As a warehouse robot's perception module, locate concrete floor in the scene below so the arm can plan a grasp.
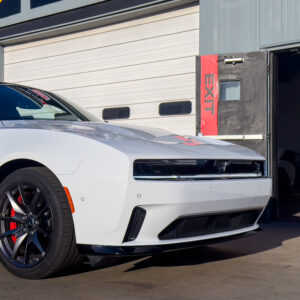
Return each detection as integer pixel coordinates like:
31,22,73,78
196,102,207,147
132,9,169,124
1,223,300,300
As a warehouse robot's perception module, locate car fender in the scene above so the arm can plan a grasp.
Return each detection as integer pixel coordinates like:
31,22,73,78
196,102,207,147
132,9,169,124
57,142,131,245
0,128,97,175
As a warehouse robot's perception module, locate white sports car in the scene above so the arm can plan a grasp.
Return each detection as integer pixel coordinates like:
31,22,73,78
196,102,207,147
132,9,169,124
0,83,271,279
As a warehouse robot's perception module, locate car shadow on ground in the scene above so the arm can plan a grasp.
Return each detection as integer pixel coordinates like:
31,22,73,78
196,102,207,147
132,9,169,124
54,222,300,278
124,223,300,272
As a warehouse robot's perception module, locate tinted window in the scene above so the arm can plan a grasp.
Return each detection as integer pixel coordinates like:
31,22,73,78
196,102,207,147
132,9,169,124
102,107,130,120
220,81,241,101
159,101,192,116
0,85,100,122
0,0,21,19
31,0,62,8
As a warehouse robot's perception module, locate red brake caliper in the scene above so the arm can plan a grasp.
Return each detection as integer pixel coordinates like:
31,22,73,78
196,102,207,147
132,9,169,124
10,195,22,243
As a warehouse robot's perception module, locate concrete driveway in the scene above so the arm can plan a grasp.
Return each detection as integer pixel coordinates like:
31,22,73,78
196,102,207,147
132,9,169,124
1,223,300,300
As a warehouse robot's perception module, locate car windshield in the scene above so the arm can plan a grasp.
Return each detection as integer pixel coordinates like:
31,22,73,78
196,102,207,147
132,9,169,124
0,84,101,122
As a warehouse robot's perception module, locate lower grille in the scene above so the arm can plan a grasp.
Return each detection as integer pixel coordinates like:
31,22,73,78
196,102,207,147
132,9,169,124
158,209,262,240
123,207,146,242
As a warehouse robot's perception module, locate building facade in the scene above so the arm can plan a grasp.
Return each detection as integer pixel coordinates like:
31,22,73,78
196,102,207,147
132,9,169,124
0,0,199,135
2,0,300,220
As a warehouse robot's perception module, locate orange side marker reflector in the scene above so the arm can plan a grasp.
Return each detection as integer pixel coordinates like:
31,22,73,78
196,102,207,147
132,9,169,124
64,187,75,213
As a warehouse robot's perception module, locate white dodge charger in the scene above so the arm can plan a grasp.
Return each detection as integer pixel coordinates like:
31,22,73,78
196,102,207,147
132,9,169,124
0,83,271,279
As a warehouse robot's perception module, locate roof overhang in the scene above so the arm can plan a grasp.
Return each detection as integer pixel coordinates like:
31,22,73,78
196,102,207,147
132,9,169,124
0,0,198,46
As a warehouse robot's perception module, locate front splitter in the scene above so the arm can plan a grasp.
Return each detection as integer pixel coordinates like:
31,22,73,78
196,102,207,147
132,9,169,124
77,229,261,257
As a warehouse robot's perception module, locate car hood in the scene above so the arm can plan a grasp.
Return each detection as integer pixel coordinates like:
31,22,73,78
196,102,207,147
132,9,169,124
1,120,265,160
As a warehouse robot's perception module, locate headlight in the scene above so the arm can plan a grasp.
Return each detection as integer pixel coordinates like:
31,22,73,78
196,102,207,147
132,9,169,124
133,159,264,180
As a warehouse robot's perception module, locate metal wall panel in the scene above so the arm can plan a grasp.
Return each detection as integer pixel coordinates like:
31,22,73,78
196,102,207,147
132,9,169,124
200,0,259,55
260,0,300,47
200,0,300,54
281,0,300,43
260,0,282,46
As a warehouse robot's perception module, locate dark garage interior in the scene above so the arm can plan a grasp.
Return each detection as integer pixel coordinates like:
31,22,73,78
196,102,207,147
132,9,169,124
276,49,300,222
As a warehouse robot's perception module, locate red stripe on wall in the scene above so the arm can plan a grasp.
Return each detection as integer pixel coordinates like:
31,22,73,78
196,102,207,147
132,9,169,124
200,55,219,135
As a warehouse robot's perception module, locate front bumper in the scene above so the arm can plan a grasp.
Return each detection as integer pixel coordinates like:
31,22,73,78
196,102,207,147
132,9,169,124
62,165,271,246
120,178,271,247
78,228,261,257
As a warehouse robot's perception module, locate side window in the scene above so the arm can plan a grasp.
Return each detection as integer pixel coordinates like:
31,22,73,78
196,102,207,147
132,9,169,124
0,85,81,121
159,101,192,116
102,107,130,120
220,81,241,101
0,0,21,18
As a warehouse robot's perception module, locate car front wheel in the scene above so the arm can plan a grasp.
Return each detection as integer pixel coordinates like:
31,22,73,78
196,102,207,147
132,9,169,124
0,167,77,279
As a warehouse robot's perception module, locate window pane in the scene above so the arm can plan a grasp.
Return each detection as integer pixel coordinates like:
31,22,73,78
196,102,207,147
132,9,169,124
102,107,130,120
159,101,192,116
0,0,21,19
0,85,81,121
220,81,241,101
31,0,62,9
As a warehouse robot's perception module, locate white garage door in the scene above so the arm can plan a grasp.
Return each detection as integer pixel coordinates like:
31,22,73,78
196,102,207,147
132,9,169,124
4,5,199,135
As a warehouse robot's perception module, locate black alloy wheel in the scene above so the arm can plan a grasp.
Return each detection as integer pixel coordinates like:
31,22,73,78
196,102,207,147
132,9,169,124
0,167,78,279
0,184,53,268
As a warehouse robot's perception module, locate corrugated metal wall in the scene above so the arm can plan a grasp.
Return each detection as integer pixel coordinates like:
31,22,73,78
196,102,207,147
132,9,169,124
200,0,259,55
260,0,300,47
200,0,300,55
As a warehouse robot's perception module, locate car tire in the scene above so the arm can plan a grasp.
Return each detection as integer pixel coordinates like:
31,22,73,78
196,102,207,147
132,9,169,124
0,167,78,279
